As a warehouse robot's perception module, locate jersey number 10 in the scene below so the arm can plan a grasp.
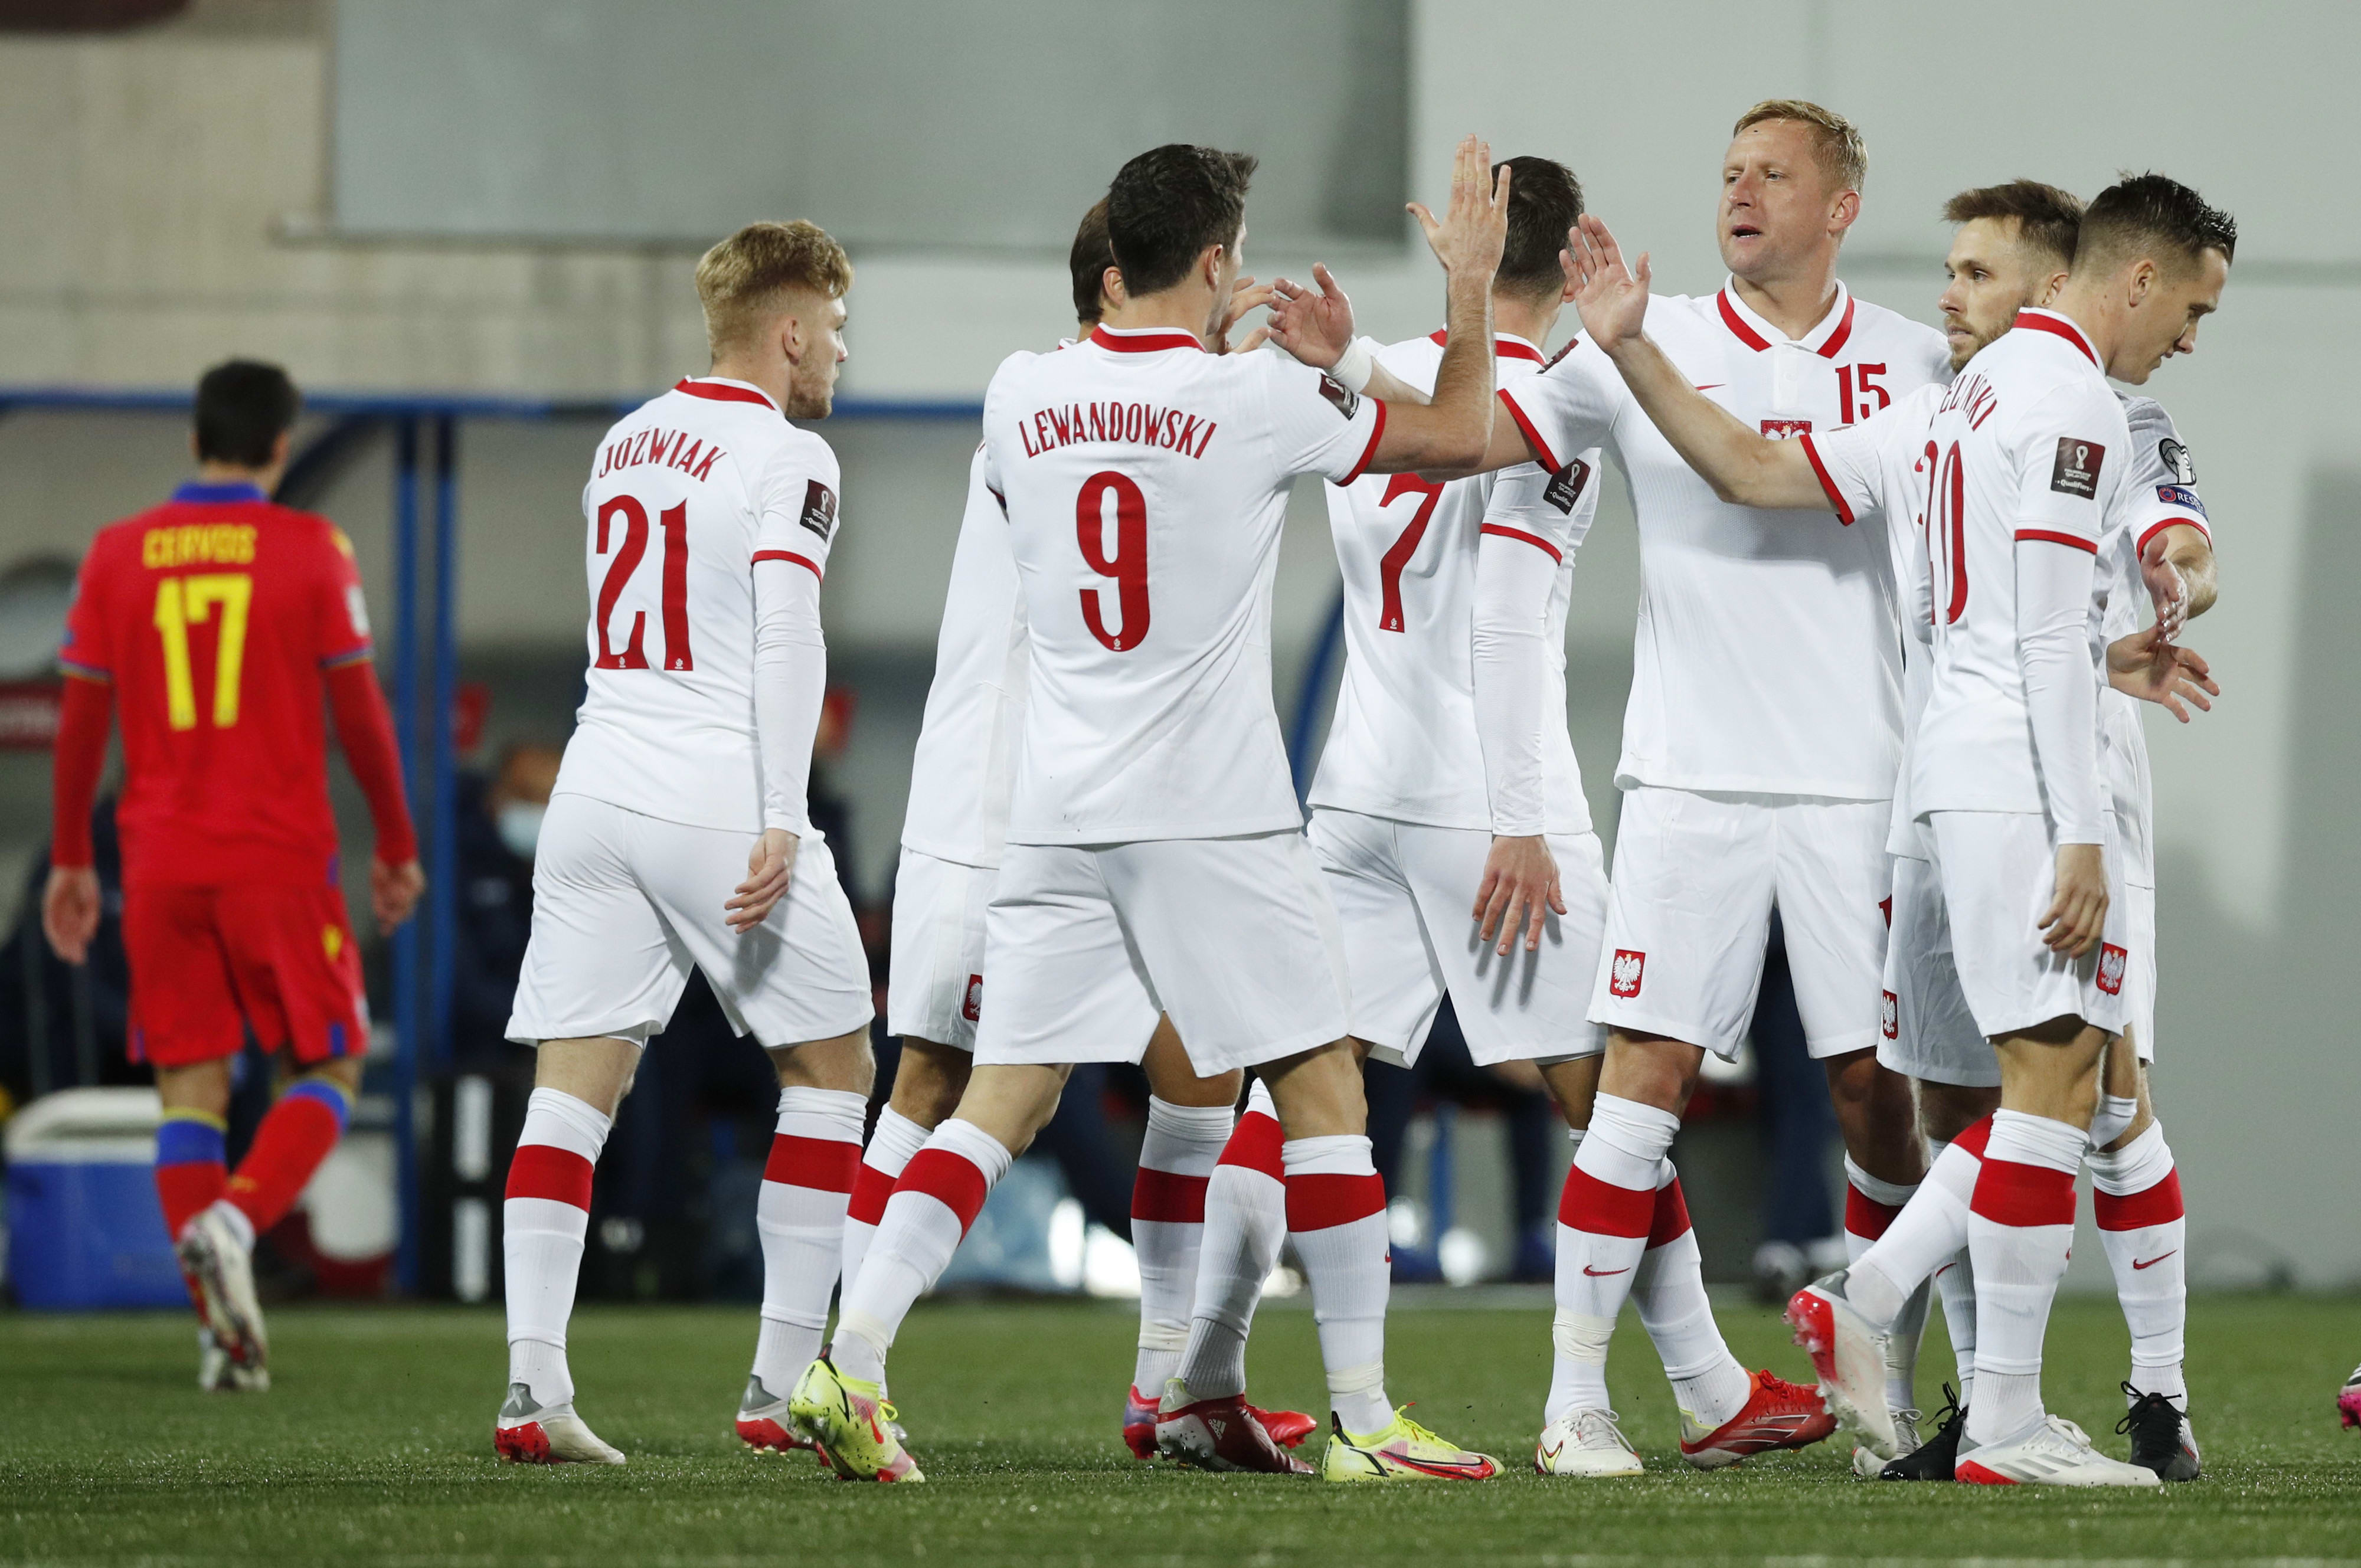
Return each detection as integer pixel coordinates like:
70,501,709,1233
594,495,695,671
152,574,252,730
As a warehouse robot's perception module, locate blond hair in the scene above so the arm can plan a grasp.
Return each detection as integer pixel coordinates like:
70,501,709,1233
1732,99,1866,194
695,220,853,356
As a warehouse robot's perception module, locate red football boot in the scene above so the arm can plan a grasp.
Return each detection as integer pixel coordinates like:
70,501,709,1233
1156,1381,1314,1474
1678,1369,1836,1469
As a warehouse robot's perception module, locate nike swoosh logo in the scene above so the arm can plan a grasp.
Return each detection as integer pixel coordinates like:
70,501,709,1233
1582,1265,1631,1277
1388,1454,1495,1478
2132,1251,2177,1270
1695,384,1725,391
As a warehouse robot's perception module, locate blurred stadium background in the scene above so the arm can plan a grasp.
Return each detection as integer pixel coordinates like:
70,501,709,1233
0,0,2353,1321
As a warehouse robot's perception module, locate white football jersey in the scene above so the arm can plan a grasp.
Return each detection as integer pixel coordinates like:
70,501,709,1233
1909,310,2132,839
1309,330,1600,835
1499,280,1950,799
1803,382,1948,859
554,377,842,834
982,325,1384,843
2100,395,2212,889
899,437,1034,868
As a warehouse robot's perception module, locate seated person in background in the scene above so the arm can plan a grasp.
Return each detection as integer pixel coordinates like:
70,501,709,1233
450,742,563,1069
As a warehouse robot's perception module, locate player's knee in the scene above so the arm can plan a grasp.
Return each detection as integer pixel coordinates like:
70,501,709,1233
300,1057,365,1096
771,1026,875,1098
1918,1080,2001,1144
888,1038,972,1125
154,1059,234,1121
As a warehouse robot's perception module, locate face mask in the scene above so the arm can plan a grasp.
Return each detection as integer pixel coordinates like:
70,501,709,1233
496,802,545,860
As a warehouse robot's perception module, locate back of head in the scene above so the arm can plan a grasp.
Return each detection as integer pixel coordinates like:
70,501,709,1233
194,359,299,470
695,219,853,357
1942,179,2085,273
1731,97,1866,194
2072,172,2238,279
1106,145,1257,300
1497,155,1584,300
1070,198,1116,328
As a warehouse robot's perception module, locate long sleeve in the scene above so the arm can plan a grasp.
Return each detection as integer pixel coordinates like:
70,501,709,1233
1470,526,1558,836
325,660,419,865
753,555,826,837
2015,536,2104,845
50,676,113,869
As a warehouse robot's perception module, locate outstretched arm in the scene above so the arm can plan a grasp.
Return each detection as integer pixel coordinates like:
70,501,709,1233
1360,136,1509,476
1568,215,1831,511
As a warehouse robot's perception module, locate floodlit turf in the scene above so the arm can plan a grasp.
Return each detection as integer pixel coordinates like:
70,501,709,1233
3,1294,2356,1565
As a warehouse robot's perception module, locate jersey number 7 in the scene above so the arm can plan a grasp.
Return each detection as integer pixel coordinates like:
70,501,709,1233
1375,473,1444,633
153,574,252,729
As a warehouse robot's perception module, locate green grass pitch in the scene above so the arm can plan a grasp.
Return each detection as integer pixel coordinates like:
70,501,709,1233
4,1294,2356,1565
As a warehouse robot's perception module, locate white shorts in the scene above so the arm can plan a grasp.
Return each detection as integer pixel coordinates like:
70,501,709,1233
885,847,993,1052
972,831,1350,1077
1925,810,2130,1040
1590,787,1891,1061
2121,880,2157,1063
1307,808,1607,1068
1875,853,1997,1089
509,795,873,1049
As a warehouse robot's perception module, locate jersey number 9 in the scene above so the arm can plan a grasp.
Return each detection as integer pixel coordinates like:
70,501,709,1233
1077,471,1149,652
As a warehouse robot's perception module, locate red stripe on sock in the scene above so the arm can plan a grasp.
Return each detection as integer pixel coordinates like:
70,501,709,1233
846,1160,898,1226
1285,1171,1385,1232
1646,1177,1693,1249
1845,1184,1905,1242
2094,1168,2183,1230
1216,1111,1284,1180
762,1132,861,1193
1132,1166,1211,1224
1969,1157,2076,1228
505,1143,595,1209
1556,1163,1656,1239
1951,1115,1994,1158
900,1147,991,1233
225,1092,346,1233
155,1161,226,1239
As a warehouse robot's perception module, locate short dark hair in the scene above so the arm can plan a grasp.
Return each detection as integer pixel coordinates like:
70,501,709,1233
1496,156,1584,300
1942,180,2085,271
1106,145,1257,300
1070,198,1116,328
2075,172,2238,278
194,359,299,467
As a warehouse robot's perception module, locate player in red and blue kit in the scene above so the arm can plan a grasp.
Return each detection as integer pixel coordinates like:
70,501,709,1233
45,359,423,1390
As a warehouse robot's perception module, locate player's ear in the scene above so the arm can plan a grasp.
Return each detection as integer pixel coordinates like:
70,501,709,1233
1829,188,1861,233
270,429,292,470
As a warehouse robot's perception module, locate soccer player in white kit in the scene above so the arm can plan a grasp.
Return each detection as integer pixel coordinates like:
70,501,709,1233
794,136,1513,1485
1434,100,1943,1464
492,221,875,1465
1803,175,2234,1486
871,198,1314,1467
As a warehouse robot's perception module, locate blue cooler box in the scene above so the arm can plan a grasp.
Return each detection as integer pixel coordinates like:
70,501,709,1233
6,1088,186,1308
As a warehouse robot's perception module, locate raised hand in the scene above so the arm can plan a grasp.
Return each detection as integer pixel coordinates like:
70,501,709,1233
1265,263,1355,368
2106,627,2219,723
1213,275,1274,356
1566,214,1651,351
1409,134,1509,283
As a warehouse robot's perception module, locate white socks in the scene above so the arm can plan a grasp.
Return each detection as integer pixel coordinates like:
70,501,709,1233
842,1105,930,1298
1283,1132,1392,1434
503,1087,613,1410
1964,1109,2083,1447
1130,1097,1234,1393
1175,1080,1286,1401
748,1086,866,1398
2088,1120,2187,1407
1628,1160,1750,1429
832,1118,1011,1385
1549,1096,1681,1418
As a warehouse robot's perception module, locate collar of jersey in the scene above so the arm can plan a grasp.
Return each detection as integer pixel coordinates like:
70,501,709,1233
673,376,780,411
171,480,267,505
1715,277,1855,358
1089,325,1206,354
2010,307,2100,366
1426,328,1546,364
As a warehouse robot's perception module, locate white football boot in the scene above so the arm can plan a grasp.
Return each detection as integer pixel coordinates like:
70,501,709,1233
177,1206,268,1380
1533,1409,1644,1477
1955,1414,2163,1487
1784,1270,1896,1455
1851,1406,1920,1477
495,1383,626,1465
196,1328,269,1393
